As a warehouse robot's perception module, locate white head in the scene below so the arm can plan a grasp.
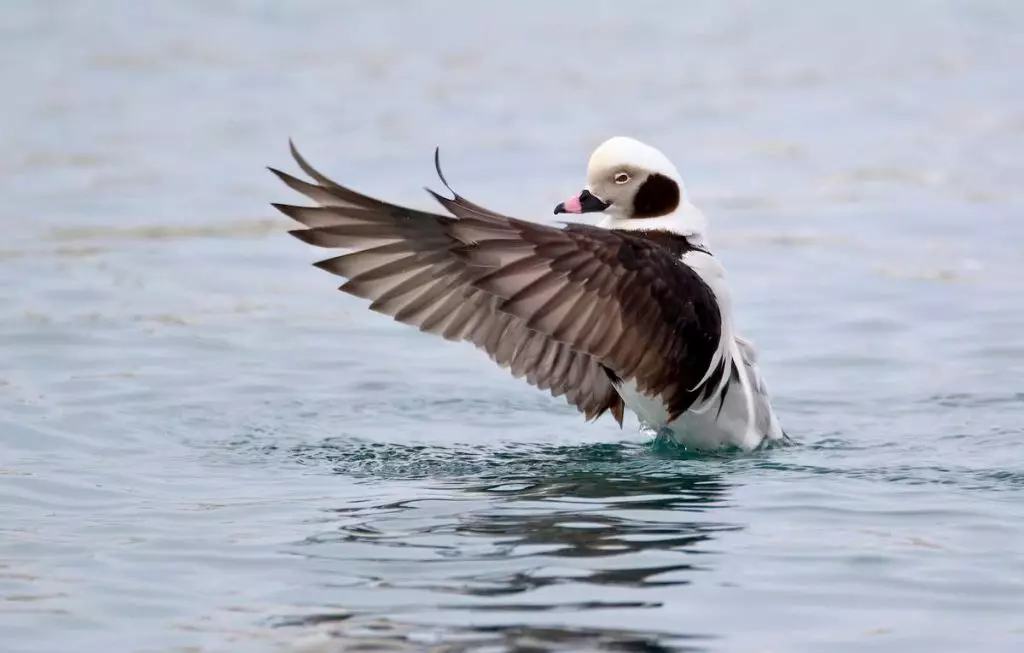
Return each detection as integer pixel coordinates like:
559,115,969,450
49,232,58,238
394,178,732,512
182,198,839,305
554,137,708,245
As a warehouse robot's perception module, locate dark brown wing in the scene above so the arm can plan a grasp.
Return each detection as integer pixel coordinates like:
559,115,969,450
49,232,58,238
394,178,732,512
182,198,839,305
270,142,624,424
454,221,724,420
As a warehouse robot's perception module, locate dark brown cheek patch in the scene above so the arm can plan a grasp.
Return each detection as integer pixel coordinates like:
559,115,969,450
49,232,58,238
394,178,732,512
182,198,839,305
631,173,680,218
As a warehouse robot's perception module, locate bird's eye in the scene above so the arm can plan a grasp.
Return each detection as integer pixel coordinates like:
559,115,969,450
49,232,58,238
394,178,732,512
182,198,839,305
614,172,630,185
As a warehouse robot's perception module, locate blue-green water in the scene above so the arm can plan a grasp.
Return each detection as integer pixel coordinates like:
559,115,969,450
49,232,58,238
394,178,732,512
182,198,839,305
2,1,1024,651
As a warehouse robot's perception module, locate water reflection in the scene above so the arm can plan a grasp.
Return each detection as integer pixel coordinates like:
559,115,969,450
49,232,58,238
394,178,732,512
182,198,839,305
453,470,737,565
280,616,708,652
278,440,737,650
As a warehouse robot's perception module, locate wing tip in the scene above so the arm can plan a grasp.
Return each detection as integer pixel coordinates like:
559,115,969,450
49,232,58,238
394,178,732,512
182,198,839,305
267,166,296,184
423,186,455,213
286,138,306,171
288,228,318,245
312,256,349,277
272,202,304,220
287,138,329,184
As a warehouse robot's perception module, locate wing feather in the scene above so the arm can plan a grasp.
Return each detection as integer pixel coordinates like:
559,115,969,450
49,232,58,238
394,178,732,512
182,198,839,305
272,144,721,423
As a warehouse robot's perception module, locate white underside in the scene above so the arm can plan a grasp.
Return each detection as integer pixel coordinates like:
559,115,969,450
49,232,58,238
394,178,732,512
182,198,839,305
616,375,782,451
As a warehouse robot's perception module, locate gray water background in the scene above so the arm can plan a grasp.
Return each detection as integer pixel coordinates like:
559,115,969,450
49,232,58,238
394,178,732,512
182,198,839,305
2,1,1024,651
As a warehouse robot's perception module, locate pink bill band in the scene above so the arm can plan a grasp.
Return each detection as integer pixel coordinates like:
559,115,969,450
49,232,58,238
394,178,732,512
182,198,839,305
559,194,583,214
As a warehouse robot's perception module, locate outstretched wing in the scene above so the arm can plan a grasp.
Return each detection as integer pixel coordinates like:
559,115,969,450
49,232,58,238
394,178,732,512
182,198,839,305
270,143,723,423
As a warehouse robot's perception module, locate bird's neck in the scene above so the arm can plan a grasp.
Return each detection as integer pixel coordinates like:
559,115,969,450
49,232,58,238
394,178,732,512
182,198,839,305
598,201,710,250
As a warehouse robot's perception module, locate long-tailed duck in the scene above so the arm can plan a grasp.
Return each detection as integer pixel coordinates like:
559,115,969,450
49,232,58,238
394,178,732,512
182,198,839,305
270,137,786,451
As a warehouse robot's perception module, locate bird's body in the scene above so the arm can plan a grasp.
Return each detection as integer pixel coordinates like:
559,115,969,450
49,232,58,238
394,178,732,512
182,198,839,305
270,136,786,451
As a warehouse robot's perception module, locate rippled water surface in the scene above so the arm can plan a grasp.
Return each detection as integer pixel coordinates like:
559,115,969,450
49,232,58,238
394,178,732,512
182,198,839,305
3,1,1024,651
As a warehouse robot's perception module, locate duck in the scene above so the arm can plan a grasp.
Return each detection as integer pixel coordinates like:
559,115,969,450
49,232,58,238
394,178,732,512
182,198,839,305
269,136,786,451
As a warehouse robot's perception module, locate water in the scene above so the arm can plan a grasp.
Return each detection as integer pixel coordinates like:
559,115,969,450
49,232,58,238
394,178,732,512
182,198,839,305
2,1,1024,651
